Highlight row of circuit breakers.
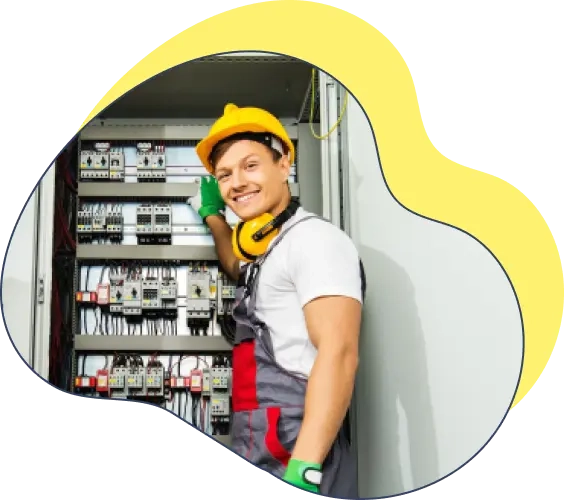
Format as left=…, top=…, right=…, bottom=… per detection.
left=80, top=142, right=167, bottom=182
left=74, top=357, right=232, bottom=419
left=76, top=269, right=237, bottom=326
left=77, top=204, right=172, bottom=245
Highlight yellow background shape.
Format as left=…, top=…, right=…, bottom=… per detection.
left=79, top=1, right=563, bottom=408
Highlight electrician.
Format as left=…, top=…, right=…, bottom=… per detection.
left=188, top=103, right=365, bottom=497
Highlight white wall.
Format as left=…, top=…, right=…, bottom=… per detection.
left=1, top=191, right=38, bottom=366
left=344, top=97, right=523, bottom=497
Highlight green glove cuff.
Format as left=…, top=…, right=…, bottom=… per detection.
left=199, top=176, right=225, bottom=222
left=283, top=459, right=322, bottom=493
left=198, top=205, right=223, bottom=221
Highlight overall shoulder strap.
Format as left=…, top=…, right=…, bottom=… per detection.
left=256, top=214, right=323, bottom=265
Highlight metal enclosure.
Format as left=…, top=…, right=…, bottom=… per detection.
left=2, top=166, right=55, bottom=377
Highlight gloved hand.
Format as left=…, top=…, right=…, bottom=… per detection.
left=187, top=176, right=225, bottom=222
left=283, top=459, right=322, bottom=494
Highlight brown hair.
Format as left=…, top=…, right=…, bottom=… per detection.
left=209, top=137, right=283, bottom=172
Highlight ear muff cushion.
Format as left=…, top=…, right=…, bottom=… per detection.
left=233, top=214, right=279, bottom=262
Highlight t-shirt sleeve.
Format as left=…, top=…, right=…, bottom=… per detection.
left=286, top=220, right=364, bottom=308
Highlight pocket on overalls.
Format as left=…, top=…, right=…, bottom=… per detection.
left=264, top=406, right=303, bottom=466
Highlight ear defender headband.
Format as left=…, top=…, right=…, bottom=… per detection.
left=232, top=197, right=301, bottom=263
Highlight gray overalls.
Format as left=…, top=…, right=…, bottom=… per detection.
left=230, top=214, right=365, bottom=498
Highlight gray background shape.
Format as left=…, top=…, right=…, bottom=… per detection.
left=344, top=96, right=523, bottom=497
left=2, top=2, right=551, bottom=500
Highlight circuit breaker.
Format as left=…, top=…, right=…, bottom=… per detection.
left=211, top=367, right=232, bottom=391
left=136, top=204, right=153, bottom=244
left=136, top=143, right=166, bottom=182
left=92, top=208, right=106, bottom=239
left=109, top=274, right=125, bottom=314
left=127, top=367, right=145, bottom=397
left=108, top=367, right=128, bottom=398
left=211, top=394, right=230, bottom=417
left=77, top=208, right=93, bottom=242
left=153, top=204, right=172, bottom=244
left=109, top=149, right=124, bottom=181
left=123, top=279, right=142, bottom=315
left=146, top=366, right=165, bottom=396
left=160, top=278, right=178, bottom=317
left=106, top=207, right=123, bottom=242
left=142, top=277, right=160, bottom=311
left=217, top=273, right=237, bottom=316
left=186, top=270, right=211, bottom=329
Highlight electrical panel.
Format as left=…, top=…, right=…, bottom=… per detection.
left=69, top=125, right=301, bottom=445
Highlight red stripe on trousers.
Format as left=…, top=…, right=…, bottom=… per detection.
left=232, top=340, right=259, bottom=412
left=265, top=407, right=291, bottom=466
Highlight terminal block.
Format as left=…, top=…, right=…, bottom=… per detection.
left=146, top=366, right=165, bottom=397
left=109, top=275, right=125, bottom=314
left=202, top=369, right=211, bottom=397
left=108, top=367, right=128, bottom=398
left=123, top=279, right=142, bottom=315
left=153, top=204, right=172, bottom=244
left=92, top=208, right=106, bottom=240
left=217, top=273, right=237, bottom=316
left=77, top=208, right=93, bottom=243
left=141, top=277, right=161, bottom=312
left=136, top=204, right=153, bottom=244
left=109, top=149, right=125, bottom=181
left=186, top=270, right=211, bottom=331
left=107, top=208, right=123, bottom=242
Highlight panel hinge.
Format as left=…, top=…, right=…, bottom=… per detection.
left=37, top=276, right=45, bottom=304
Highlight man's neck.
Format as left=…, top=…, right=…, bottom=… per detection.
left=269, top=190, right=292, bottom=219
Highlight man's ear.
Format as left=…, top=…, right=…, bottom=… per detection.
left=278, top=154, right=291, bottom=182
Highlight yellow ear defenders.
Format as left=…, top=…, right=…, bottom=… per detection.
left=232, top=198, right=301, bottom=263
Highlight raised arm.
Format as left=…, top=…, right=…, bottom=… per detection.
left=187, top=176, right=240, bottom=281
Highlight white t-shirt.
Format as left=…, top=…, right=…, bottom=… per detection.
left=244, top=207, right=364, bottom=377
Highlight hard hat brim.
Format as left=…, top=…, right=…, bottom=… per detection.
left=196, top=122, right=295, bottom=175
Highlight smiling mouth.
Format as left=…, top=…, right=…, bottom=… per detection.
left=233, top=191, right=259, bottom=203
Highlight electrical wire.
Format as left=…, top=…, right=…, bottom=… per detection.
left=309, top=68, right=348, bottom=140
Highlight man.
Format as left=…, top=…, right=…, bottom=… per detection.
left=188, top=103, right=365, bottom=496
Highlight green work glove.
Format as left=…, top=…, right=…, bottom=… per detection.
left=187, top=176, right=225, bottom=222
left=283, top=459, right=322, bottom=494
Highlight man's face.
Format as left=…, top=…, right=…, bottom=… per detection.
left=214, top=140, right=290, bottom=221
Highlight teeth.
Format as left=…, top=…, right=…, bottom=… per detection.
left=236, top=193, right=256, bottom=202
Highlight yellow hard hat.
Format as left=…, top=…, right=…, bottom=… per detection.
left=196, top=103, right=295, bottom=174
